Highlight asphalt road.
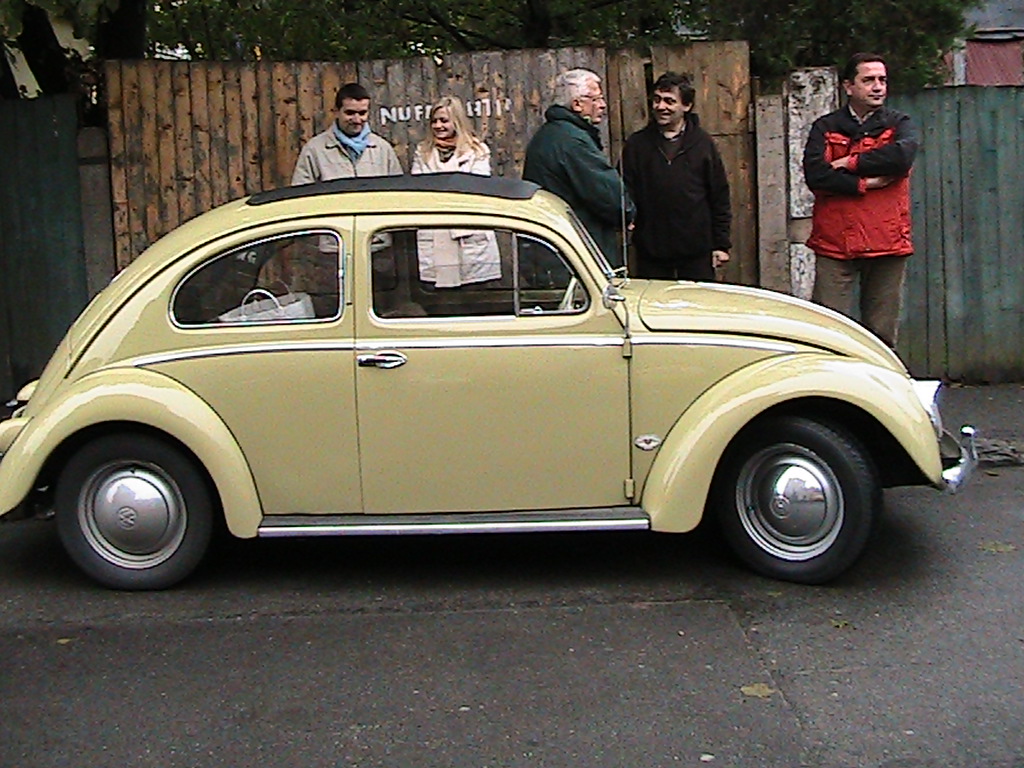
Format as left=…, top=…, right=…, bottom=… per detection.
left=2, top=386, right=1023, bottom=768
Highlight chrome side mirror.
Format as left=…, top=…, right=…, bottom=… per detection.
left=602, top=282, right=626, bottom=309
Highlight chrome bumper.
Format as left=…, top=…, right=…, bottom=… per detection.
left=940, top=425, right=978, bottom=494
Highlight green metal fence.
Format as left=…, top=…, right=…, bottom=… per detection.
left=0, top=95, right=89, bottom=399
left=894, top=87, right=1024, bottom=382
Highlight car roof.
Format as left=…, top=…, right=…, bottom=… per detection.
left=247, top=173, right=541, bottom=206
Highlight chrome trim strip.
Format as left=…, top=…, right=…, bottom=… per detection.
left=259, top=517, right=650, bottom=537
left=132, top=334, right=626, bottom=367
left=632, top=335, right=798, bottom=353
left=134, top=331, right=796, bottom=368
left=131, top=341, right=355, bottom=367
left=941, top=425, right=978, bottom=494
left=356, top=335, right=624, bottom=351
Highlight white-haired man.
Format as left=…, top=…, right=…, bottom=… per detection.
left=523, top=68, right=632, bottom=266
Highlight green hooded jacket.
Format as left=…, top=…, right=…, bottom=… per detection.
left=522, top=105, right=632, bottom=266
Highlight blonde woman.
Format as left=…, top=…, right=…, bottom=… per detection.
left=412, top=96, right=501, bottom=287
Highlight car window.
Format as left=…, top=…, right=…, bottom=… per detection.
left=371, top=226, right=588, bottom=319
left=172, top=231, right=342, bottom=326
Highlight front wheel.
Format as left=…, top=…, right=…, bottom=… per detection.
left=56, top=434, right=214, bottom=590
left=711, top=417, right=879, bottom=584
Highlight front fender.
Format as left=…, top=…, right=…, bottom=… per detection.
left=641, top=354, right=941, bottom=533
left=0, top=367, right=262, bottom=537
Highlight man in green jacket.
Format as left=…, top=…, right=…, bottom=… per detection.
left=523, top=68, right=633, bottom=267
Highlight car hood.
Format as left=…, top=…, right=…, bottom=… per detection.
left=631, top=280, right=906, bottom=371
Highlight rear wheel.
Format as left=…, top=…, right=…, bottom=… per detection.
left=712, top=417, right=878, bottom=584
left=56, top=434, right=213, bottom=590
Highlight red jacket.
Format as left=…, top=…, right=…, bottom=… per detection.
left=803, top=106, right=919, bottom=259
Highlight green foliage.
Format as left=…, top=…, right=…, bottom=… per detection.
left=678, top=0, right=983, bottom=89
left=145, top=0, right=684, bottom=61
left=18, top=0, right=969, bottom=91
left=0, top=0, right=119, bottom=40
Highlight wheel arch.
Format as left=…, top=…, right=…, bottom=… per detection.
left=640, top=354, right=941, bottom=533
left=0, top=368, right=262, bottom=537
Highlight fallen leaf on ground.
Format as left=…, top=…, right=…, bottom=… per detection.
left=979, top=540, right=1017, bottom=554
left=740, top=683, right=776, bottom=698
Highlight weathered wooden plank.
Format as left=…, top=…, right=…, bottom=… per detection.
left=172, top=61, right=196, bottom=223
left=937, top=89, right=965, bottom=380
left=206, top=61, right=230, bottom=207
left=652, top=41, right=750, bottom=136
left=504, top=50, right=529, bottom=176
left=296, top=61, right=318, bottom=151
left=319, top=62, right=342, bottom=135
left=256, top=60, right=276, bottom=189
left=975, top=88, right=1006, bottom=380
left=992, top=87, right=1024, bottom=380
left=895, top=90, right=937, bottom=375
left=472, top=50, right=506, bottom=174
left=137, top=60, right=161, bottom=255
left=957, top=88, right=988, bottom=380
left=272, top=62, right=299, bottom=190
left=155, top=61, right=179, bottom=233
left=384, top=57, right=410, bottom=169
left=755, top=94, right=790, bottom=293
left=403, top=55, right=428, bottom=170
left=617, top=49, right=649, bottom=144
left=224, top=64, right=246, bottom=200
left=716, top=133, right=757, bottom=286
left=239, top=65, right=262, bottom=194
left=191, top=62, right=214, bottom=218
left=104, top=61, right=132, bottom=270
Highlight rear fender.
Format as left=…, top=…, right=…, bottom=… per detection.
left=0, top=367, right=262, bottom=537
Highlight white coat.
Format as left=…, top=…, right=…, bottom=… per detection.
left=411, top=145, right=502, bottom=287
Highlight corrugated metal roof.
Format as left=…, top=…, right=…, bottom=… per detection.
left=966, top=40, right=1024, bottom=84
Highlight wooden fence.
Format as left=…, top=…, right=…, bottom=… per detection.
left=104, top=42, right=756, bottom=283
left=893, top=87, right=1024, bottom=382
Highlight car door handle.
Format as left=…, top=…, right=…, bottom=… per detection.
left=357, top=351, right=408, bottom=369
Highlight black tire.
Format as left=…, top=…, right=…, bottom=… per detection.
left=711, top=416, right=879, bottom=584
left=56, top=434, right=214, bottom=590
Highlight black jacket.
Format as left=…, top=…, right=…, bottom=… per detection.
left=523, top=105, right=632, bottom=266
left=621, top=114, right=731, bottom=266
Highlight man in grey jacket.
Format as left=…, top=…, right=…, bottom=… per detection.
left=292, top=82, right=403, bottom=184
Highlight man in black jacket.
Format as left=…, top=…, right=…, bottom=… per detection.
left=622, top=72, right=731, bottom=281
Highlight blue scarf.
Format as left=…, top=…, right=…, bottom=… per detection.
left=333, top=122, right=371, bottom=160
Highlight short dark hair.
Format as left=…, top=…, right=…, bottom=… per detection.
left=652, top=72, right=695, bottom=106
left=335, top=82, right=371, bottom=109
left=841, top=53, right=887, bottom=83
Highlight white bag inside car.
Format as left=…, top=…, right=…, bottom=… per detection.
left=218, top=287, right=315, bottom=323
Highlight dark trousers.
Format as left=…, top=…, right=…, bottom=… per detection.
left=812, top=254, right=908, bottom=348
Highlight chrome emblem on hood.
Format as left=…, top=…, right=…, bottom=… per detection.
left=634, top=434, right=662, bottom=451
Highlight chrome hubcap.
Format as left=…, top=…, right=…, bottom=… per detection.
left=78, top=461, right=187, bottom=569
left=736, top=444, right=843, bottom=561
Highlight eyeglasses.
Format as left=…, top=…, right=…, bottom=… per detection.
left=579, top=94, right=606, bottom=104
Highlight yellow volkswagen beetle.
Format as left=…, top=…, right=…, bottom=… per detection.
left=0, top=175, right=976, bottom=589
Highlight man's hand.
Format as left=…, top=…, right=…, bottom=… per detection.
left=712, top=250, right=730, bottom=269
left=830, top=155, right=853, bottom=170
left=865, top=176, right=895, bottom=189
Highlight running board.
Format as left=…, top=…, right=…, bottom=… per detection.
left=257, top=508, right=650, bottom=538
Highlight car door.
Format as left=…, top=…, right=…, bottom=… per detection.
left=153, top=220, right=362, bottom=516
left=353, top=214, right=631, bottom=515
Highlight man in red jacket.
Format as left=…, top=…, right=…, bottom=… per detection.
left=803, top=52, right=919, bottom=348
